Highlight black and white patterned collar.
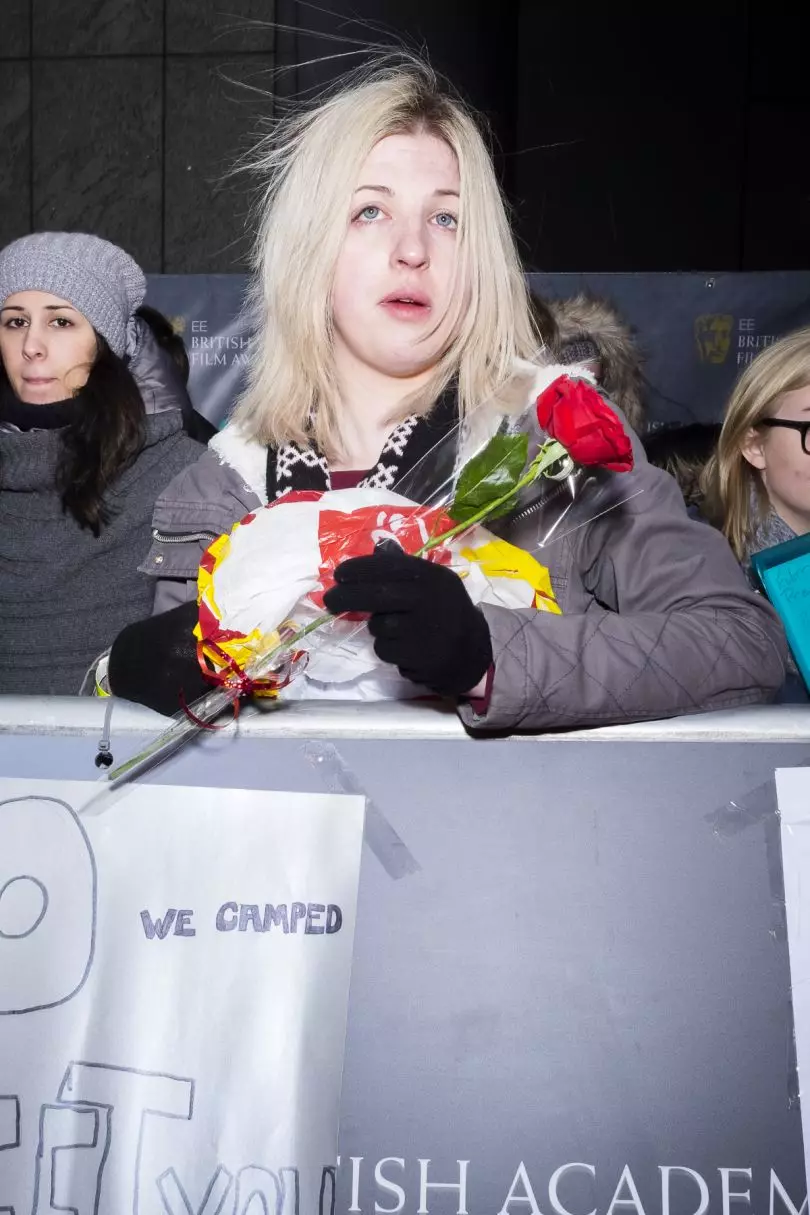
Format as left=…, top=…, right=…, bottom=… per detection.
left=265, top=385, right=458, bottom=501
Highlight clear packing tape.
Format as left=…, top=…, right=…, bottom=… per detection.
left=301, top=741, right=420, bottom=881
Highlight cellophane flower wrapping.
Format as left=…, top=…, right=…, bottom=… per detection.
left=395, top=369, right=640, bottom=555
left=103, top=367, right=639, bottom=787
left=195, top=487, right=560, bottom=701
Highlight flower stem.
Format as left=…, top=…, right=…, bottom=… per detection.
left=250, top=610, right=334, bottom=673
left=414, top=439, right=568, bottom=556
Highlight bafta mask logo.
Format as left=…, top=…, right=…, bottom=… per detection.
left=695, top=314, right=733, bottom=364
left=170, top=315, right=187, bottom=335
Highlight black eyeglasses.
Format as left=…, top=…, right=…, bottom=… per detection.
left=760, top=419, right=810, bottom=454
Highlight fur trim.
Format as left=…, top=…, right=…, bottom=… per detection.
left=209, top=423, right=269, bottom=505
left=546, top=294, right=645, bottom=431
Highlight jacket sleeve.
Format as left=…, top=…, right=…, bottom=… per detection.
left=153, top=576, right=196, bottom=614
left=458, top=432, right=788, bottom=733
left=137, top=448, right=263, bottom=614
left=127, top=316, right=194, bottom=419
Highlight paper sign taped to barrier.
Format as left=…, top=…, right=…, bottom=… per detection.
left=776, top=767, right=810, bottom=1187
left=0, top=778, right=365, bottom=1215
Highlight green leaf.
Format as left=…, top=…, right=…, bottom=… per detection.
left=448, top=433, right=529, bottom=524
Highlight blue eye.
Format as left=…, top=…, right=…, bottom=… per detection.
left=358, top=205, right=382, bottom=222
left=435, top=212, right=458, bottom=229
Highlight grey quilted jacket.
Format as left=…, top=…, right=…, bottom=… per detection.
left=139, top=392, right=787, bottom=731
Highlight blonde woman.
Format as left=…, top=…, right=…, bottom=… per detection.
left=704, top=328, right=810, bottom=569
left=109, top=57, right=786, bottom=726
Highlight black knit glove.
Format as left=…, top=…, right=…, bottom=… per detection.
left=108, top=601, right=209, bottom=716
left=323, top=544, right=493, bottom=697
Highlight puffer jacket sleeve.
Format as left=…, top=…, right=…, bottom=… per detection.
left=458, top=427, right=788, bottom=733
left=138, top=448, right=264, bottom=614
left=127, top=316, right=194, bottom=419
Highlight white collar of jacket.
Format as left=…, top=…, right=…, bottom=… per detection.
left=209, top=360, right=595, bottom=506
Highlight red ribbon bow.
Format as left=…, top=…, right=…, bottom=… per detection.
left=178, top=639, right=299, bottom=729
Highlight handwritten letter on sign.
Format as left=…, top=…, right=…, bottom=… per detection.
left=0, top=778, right=365, bottom=1215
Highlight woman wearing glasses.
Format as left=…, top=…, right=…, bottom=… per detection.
left=703, top=328, right=810, bottom=700
left=704, top=328, right=810, bottom=571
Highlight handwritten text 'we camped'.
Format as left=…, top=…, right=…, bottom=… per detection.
left=140, top=902, right=344, bottom=940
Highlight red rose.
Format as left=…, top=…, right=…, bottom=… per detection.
left=535, top=375, right=634, bottom=473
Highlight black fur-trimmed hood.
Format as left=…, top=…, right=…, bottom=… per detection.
left=547, top=294, right=645, bottom=432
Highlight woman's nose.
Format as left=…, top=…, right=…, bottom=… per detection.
left=391, top=222, right=430, bottom=270
left=22, top=327, right=46, bottom=359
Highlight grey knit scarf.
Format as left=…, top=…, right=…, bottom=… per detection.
left=745, top=508, right=797, bottom=581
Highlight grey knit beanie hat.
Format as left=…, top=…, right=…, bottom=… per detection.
left=0, top=232, right=146, bottom=357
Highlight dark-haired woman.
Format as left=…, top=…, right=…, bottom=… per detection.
left=0, top=231, right=203, bottom=694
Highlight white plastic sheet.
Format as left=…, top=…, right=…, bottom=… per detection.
left=0, top=778, right=365, bottom=1215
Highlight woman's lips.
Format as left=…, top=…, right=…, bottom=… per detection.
left=380, top=296, right=431, bottom=321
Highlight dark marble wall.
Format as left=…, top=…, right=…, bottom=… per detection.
left=0, top=0, right=276, bottom=271
left=3, top=0, right=808, bottom=273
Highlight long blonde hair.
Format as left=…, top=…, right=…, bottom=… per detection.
left=233, top=55, right=540, bottom=459
left=703, top=327, right=810, bottom=559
